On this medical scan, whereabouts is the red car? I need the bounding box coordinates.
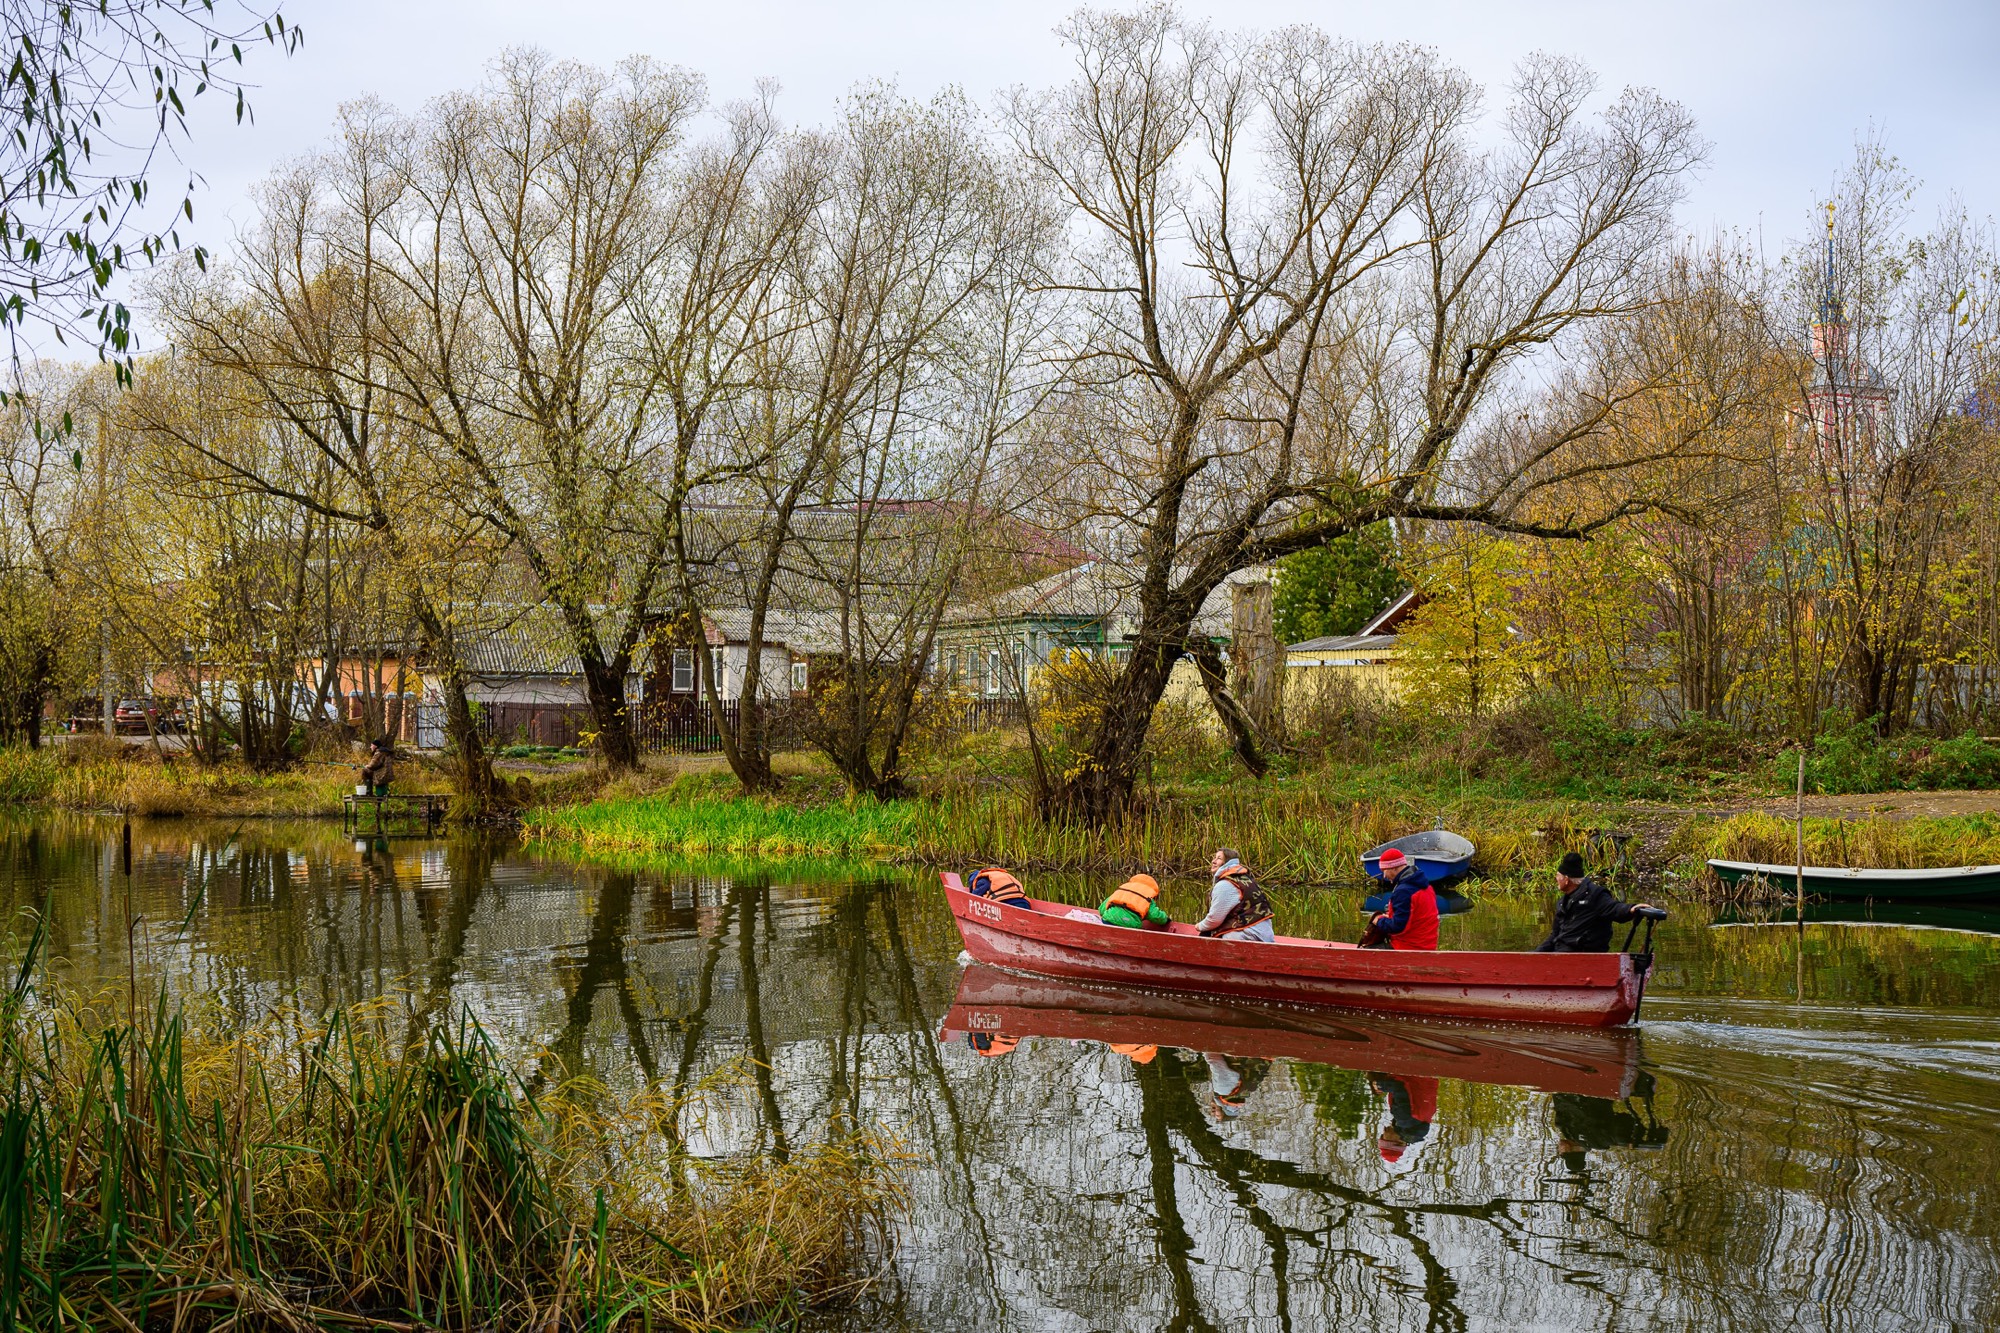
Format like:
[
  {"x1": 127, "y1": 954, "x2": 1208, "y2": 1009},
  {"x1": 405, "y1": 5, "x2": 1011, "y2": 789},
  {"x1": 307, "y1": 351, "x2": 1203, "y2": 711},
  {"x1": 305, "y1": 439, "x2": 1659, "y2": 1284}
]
[{"x1": 113, "y1": 699, "x2": 185, "y2": 735}]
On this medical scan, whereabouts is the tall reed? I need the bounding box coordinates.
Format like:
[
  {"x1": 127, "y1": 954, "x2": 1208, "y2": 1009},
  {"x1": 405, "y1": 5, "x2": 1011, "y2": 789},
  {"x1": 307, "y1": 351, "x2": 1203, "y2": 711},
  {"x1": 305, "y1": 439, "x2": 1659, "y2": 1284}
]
[{"x1": 0, "y1": 920, "x2": 900, "y2": 1331}]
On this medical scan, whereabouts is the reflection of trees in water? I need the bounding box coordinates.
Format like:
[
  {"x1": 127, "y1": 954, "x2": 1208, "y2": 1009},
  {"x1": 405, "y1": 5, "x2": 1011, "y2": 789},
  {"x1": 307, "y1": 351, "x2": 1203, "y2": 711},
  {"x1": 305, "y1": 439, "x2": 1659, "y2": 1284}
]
[
  {"x1": 8, "y1": 821, "x2": 2000, "y2": 1330},
  {"x1": 531, "y1": 870, "x2": 658, "y2": 1095}
]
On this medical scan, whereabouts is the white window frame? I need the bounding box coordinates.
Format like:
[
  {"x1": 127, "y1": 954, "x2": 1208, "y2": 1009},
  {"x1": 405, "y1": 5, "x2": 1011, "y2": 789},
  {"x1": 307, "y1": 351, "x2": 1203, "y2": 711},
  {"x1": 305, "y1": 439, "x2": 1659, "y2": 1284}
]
[
  {"x1": 711, "y1": 648, "x2": 727, "y2": 694},
  {"x1": 671, "y1": 649, "x2": 694, "y2": 693},
  {"x1": 791, "y1": 660, "x2": 809, "y2": 694},
  {"x1": 986, "y1": 650, "x2": 1003, "y2": 696}
]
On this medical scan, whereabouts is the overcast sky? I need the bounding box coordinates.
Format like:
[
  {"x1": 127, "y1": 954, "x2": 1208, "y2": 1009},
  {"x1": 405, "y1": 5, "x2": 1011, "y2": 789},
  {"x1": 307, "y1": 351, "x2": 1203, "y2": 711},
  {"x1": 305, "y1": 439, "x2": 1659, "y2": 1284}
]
[{"x1": 135, "y1": 0, "x2": 1999, "y2": 343}]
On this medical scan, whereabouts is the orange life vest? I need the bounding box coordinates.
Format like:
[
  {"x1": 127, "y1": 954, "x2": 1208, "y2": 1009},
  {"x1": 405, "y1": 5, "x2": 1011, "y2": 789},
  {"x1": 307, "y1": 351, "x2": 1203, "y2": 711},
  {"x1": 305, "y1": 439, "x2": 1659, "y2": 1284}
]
[
  {"x1": 972, "y1": 867, "x2": 1028, "y2": 908},
  {"x1": 970, "y1": 1033, "x2": 1018, "y2": 1058},
  {"x1": 1104, "y1": 886, "x2": 1155, "y2": 918},
  {"x1": 1102, "y1": 873, "x2": 1161, "y2": 921}
]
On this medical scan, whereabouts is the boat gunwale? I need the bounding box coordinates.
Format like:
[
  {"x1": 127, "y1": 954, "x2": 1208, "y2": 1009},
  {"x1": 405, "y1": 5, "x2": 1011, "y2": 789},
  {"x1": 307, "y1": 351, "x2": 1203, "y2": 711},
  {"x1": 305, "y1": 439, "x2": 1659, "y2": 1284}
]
[{"x1": 1707, "y1": 857, "x2": 2000, "y2": 883}]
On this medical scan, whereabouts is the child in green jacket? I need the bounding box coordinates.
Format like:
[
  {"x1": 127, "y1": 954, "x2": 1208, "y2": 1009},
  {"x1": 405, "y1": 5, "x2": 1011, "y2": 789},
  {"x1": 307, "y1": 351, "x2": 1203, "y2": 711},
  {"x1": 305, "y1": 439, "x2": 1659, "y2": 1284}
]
[{"x1": 1100, "y1": 873, "x2": 1172, "y2": 929}]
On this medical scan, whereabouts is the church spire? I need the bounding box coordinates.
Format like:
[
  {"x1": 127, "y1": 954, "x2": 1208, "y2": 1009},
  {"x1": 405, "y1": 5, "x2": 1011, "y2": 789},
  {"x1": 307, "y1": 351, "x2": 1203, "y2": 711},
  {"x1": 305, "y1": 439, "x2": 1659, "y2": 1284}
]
[{"x1": 1816, "y1": 202, "x2": 1843, "y2": 329}]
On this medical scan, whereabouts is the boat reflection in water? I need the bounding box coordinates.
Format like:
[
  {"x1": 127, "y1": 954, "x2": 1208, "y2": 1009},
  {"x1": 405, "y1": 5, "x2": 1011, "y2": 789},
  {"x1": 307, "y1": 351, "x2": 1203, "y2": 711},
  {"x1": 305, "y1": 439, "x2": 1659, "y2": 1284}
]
[
  {"x1": 943, "y1": 964, "x2": 1647, "y2": 1094},
  {"x1": 940, "y1": 963, "x2": 1663, "y2": 1168},
  {"x1": 1710, "y1": 899, "x2": 2000, "y2": 937}
]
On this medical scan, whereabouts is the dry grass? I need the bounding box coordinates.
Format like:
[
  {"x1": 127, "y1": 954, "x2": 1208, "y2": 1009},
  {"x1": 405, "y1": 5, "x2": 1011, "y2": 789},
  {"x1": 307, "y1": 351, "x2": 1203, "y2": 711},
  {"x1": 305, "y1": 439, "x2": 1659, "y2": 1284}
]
[
  {"x1": 0, "y1": 743, "x2": 452, "y2": 818},
  {"x1": 1668, "y1": 810, "x2": 2000, "y2": 878},
  {"x1": 0, "y1": 920, "x2": 902, "y2": 1331}
]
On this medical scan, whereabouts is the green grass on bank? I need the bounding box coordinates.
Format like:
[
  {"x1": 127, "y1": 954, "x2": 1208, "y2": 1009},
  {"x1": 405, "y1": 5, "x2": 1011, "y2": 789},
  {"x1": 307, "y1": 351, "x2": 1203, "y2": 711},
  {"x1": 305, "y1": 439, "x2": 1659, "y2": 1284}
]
[
  {"x1": 527, "y1": 792, "x2": 929, "y2": 859},
  {"x1": 523, "y1": 782, "x2": 1610, "y2": 887},
  {"x1": 526, "y1": 772, "x2": 2000, "y2": 899}
]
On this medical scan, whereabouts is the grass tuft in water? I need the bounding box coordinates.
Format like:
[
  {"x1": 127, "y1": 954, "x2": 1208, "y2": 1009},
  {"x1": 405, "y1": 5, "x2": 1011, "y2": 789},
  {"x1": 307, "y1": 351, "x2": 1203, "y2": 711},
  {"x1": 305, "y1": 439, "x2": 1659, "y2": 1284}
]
[{"x1": 0, "y1": 919, "x2": 901, "y2": 1331}]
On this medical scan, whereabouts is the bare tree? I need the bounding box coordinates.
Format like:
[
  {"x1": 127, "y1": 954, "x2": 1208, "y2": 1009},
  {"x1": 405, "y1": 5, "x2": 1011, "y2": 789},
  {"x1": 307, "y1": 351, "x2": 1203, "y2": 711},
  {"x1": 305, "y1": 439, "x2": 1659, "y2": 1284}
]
[
  {"x1": 1775, "y1": 138, "x2": 2000, "y2": 731},
  {"x1": 1008, "y1": 8, "x2": 1705, "y2": 820},
  {"x1": 640, "y1": 98, "x2": 824, "y2": 794},
  {"x1": 373, "y1": 51, "x2": 703, "y2": 770},
  {"x1": 145, "y1": 102, "x2": 508, "y2": 805},
  {"x1": 679, "y1": 86, "x2": 1052, "y2": 796},
  {"x1": 790, "y1": 88, "x2": 1058, "y2": 798}
]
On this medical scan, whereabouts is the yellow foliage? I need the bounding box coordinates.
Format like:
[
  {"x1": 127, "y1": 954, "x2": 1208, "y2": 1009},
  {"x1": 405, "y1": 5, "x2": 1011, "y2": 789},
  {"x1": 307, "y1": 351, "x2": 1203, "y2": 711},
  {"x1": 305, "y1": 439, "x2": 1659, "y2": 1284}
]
[{"x1": 1395, "y1": 532, "x2": 1530, "y2": 718}]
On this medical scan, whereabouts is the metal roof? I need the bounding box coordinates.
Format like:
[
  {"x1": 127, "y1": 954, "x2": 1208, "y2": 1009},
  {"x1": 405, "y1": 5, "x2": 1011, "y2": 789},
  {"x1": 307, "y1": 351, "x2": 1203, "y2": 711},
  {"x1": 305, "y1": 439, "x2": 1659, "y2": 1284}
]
[
  {"x1": 1287, "y1": 634, "x2": 1399, "y2": 653},
  {"x1": 944, "y1": 560, "x2": 1254, "y2": 640}
]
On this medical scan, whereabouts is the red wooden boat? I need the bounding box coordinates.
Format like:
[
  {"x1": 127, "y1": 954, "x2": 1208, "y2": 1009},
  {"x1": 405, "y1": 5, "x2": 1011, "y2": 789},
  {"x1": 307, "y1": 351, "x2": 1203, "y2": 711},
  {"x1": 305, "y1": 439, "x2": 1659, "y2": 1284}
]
[
  {"x1": 942, "y1": 964, "x2": 1643, "y2": 1098},
  {"x1": 942, "y1": 873, "x2": 1656, "y2": 1028}
]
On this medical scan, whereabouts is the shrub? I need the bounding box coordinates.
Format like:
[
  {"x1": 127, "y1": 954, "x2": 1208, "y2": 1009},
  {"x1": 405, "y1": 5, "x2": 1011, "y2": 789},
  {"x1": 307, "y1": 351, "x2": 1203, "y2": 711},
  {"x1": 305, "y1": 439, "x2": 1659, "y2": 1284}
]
[
  {"x1": 1798, "y1": 717, "x2": 1899, "y2": 795},
  {"x1": 1911, "y1": 732, "x2": 2000, "y2": 790},
  {"x1": 1286, "y1": 674, "x2": 1403, "y2": 766}
]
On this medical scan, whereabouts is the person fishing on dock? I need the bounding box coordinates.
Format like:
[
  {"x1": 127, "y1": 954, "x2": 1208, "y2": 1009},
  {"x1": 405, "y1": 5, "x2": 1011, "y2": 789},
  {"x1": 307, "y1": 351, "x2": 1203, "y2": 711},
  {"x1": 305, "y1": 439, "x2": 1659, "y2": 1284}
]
[
  {"x1": 1195, "y1": 849, "x2": 1276, "y2": 943},
  {"x1": 1535, "y1": 852, "x2": 1657, "y2": 953},
  {"x1": 1099, "y1": 873, "x2": 1173, "y2": 930},
  {"x1": 1358, "y1": 847, "x2": 1439, "y2": 951},
  {"x1": 358, "y1": 736, "x2": 394, "y2": 796}
]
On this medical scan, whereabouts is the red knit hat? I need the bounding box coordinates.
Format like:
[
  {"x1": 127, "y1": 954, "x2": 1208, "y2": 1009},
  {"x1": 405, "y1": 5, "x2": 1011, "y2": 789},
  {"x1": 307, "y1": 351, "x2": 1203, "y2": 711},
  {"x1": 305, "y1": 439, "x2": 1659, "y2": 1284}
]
[{"x1": 1377, "y1": 848, "x2": 1408, "y2": 872}]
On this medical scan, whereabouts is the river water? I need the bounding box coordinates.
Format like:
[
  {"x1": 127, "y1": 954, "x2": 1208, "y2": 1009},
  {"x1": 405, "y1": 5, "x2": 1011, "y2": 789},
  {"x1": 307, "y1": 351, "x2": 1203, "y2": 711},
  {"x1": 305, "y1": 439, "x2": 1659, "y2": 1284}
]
[{"x1": 2, "y1": 815, "x2": 1997, "y2": 1332}]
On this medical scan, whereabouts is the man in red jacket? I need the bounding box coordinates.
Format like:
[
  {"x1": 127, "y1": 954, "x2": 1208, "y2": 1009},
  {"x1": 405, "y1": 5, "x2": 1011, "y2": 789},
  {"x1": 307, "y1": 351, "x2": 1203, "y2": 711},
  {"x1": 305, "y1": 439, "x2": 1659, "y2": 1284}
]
[{"x1": 1361, "y1": 848, "x2": 1439, "y2": 950}]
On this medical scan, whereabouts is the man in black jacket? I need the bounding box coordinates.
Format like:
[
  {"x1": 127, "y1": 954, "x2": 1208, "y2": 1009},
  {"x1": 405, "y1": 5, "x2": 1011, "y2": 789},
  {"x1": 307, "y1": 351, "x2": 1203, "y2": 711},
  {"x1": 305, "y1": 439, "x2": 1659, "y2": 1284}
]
[{"x1": 1534, "y1": 851, "x2": 1656, "y2": 953}]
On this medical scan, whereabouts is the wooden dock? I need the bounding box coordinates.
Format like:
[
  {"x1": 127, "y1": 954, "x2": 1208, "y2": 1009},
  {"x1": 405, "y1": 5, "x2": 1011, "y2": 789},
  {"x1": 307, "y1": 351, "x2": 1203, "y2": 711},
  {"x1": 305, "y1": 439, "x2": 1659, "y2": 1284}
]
[{"x1": 342, "y1": 792, "x2": 448, "y2": 834}]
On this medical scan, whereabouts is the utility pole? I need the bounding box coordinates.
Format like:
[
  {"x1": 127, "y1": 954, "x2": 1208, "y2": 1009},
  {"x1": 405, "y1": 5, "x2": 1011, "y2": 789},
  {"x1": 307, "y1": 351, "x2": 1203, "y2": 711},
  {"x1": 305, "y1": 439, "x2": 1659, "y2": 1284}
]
[{"x1": 101, "y1": 619, "x2": 114, "y2": 737}]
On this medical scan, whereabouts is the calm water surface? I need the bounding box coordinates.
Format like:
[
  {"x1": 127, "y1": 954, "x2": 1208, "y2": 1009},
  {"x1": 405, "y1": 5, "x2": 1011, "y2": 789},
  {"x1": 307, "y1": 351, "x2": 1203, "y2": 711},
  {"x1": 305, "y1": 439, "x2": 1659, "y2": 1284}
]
[{"x1": 3, "y1": 815, "x2": 1997, "y2": 1332}]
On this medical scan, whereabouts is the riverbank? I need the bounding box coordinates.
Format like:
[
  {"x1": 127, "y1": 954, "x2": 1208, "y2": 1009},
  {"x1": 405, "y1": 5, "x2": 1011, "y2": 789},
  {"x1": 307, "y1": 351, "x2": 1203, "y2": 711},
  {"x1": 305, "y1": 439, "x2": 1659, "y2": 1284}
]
[
  {"x1": 11, "y1": 737, "x2": 2000, "y2": 892},
  {"x1": 0, "y1": 935, "x2": 901, "y2": 1331},
  {"x1": 0, "y1": 739, "x2": 454, "y2": 817},
  {"x1": 521, "y1": 777, "x2": 2000, "y2": 894}
]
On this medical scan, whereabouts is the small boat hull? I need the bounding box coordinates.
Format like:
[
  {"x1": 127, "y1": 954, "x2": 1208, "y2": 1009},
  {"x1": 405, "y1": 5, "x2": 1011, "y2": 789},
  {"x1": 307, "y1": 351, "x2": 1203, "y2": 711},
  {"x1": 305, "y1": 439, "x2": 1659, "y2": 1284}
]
[
  {"x1": 1363, "y1": 830, "x2": 1476, "y2": 885},
  {"x1": 1707, "y1": 858, "x2": 2000, "y2": 904},
  {"x1": 945, "y1": 876, "x2": 1647, "y2": 1028},
  {"x1": 942, "y1": 965, "x2": 1644, "y2": 1098}
]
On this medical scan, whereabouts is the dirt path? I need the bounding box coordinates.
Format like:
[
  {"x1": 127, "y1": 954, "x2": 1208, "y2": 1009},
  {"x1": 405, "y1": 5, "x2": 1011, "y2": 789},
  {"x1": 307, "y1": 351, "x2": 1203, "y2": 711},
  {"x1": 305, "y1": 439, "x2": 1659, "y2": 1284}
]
[{"x1": 1740, "y1": 789, "x2": 2000, "y2": 819}]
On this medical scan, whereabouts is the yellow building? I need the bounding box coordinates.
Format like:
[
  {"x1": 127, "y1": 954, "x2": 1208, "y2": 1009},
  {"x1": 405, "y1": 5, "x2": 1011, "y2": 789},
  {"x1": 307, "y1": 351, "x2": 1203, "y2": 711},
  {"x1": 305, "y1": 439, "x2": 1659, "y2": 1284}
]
[
  {"x1": 1282, "y1": 590, "x2": 1417, "y2": 705},
  {"x1": 1284, "y1": 633, "x2": 1402, "y2": 703}
]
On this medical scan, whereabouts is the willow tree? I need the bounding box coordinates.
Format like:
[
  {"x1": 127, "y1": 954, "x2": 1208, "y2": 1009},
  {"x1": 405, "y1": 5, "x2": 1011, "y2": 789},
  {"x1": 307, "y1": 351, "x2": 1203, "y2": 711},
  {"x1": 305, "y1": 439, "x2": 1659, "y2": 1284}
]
[
  {"x1": 0, "y1": 366, "x2": 103, "y2": 743},
  {"x1": 1008, "y1": 7, "x2": 1707, "y2": 820},
  {"x1": 374, "y1": 51, "x2": 705, "y2": 770},
  {"x1": 147, "y1": 100, "x2": 506, "y2": 807},
  {"x1": 0, "y1": 1, "x2": 299, "y2": 362},
  {"x1": 763, "y1": 87, "x2": 1059, "y2": 799}
]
